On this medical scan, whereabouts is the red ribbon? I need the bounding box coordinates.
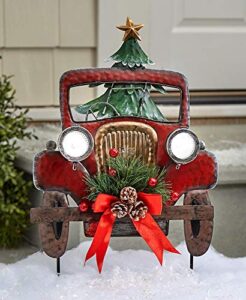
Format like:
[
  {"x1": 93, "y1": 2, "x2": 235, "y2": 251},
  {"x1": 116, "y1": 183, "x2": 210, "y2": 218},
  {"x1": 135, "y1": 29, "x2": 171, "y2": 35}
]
[{"x1": 85, "y1": 193, "x2": 180, "y2": 272}]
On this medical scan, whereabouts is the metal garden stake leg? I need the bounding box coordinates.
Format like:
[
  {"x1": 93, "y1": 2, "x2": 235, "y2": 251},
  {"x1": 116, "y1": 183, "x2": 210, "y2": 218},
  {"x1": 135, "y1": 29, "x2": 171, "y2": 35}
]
[
  {"x1": 57, "y1": 257, "x2": 61, "y2": 276},
  {"x1": 190, "y1": 254, "x2": 194, "y2": 270}
]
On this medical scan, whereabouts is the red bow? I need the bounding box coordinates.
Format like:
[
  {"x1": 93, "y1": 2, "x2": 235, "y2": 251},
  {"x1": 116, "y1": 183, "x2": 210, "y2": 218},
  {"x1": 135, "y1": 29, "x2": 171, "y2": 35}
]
[{"x1": 85, "y1": 192, "x2": 179, "y2": 272}]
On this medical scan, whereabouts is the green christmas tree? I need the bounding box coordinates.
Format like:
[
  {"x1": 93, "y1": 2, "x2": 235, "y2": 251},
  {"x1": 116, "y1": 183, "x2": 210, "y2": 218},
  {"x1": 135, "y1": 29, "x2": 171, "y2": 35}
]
[{"x1": 76, "y1": 17, "x2": 165, "y2": 121}]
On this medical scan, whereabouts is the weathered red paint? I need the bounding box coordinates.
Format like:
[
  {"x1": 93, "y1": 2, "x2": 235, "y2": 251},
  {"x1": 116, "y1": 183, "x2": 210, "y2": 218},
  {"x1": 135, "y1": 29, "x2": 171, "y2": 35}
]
[
  {"x1": 34, "y1": 151, "x2": 87, "y2": 202},
  {"x1": 34, "y1": 147, "x2": 217, "y2": 206},
  {"x1": 165, "y1": 151, "x2": 217, "y2": 206}
]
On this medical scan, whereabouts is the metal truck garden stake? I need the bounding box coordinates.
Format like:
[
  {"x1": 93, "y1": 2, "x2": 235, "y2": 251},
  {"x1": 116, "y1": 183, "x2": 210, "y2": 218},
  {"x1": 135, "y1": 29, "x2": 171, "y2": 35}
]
[{"x1": 30, "y1": 18, "x2": 217, "y2": 274}]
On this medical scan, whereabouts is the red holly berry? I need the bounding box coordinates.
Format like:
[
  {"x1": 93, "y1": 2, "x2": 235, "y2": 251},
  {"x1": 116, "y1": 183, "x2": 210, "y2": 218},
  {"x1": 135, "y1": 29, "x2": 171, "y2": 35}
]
[
  {"x1": 108, "y1": 168, "x2": 117, "y2": 177},
  {"x1": 148, "y1": 177, "x2": 157, "y2": 187},
  {"x1": 79, "y1": 200, "x2": 89, "y2": 212},
  {"x1": 171, "y1": 192, "x2": 179, "y2": 202},
  {"x1": 109, "y1": 148, "x2": 119, "y2": 158}
]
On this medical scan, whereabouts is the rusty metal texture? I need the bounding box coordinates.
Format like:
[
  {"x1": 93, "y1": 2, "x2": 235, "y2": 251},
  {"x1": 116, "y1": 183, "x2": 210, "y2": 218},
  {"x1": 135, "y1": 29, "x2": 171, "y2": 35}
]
[
  {"x1": 84, "y1": 219, "x2": 169, "y2": 237},
  {"x1": 38, "y1": 191, "x2": 69, "y2": 258},
  {"x1": 183, "y1": 190, "x2": 213, "y2": 256},
  {"x1": 95, "y1": 121, "x2": 158, "y2": 172},
  {"x1": 30, "y1": 205, "x2": 214, "y2": 224}
]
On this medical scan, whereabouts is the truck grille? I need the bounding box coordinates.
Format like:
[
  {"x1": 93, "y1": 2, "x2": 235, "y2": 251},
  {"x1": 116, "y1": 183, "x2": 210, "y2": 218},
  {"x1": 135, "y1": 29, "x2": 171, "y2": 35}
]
[{"x1": 95, "y1": 122, "x2": 157, "y2": 172}]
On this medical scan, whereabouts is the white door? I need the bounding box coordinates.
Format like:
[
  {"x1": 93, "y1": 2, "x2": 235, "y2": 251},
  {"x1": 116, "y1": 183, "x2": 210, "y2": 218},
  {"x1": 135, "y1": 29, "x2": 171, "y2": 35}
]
[{"x1": 98, "y1": 0, "x2": 246, "y2": 90}]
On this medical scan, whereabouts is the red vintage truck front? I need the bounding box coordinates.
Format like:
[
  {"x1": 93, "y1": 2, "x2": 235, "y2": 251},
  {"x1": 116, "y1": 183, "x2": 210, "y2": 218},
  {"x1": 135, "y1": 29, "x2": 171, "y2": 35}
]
[{"x1": 31, "y1": 69, "x2": 217, "y2": 264}]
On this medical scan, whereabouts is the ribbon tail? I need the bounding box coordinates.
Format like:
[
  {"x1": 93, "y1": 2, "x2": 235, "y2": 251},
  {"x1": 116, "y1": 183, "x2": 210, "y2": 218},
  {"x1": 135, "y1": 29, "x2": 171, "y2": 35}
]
[
  {"x1": 133, "y1": 213, "x2": 180, "y2": 265},
  {"x1": 85, "y1": 209, "x2": 115, "y2": 272},
  {"x1": 96, "y1": 224, "x2": 114, "y2": 273}
]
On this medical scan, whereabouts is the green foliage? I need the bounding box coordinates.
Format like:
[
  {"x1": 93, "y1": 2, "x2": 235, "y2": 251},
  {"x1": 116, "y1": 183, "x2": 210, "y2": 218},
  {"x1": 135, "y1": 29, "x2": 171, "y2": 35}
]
[
  {"x1": 0, "y1": 74, "x2": 35, "y2": 248},
  {"x1": 110, "y1": 37, "x2": 153, "y2": 68},
  {"x1": 85, "y1": 156, "x2": 170, "y2": 203},
  {"x1": 75, "y1": 33, "x2": 166, "y2": 122},
  {"x1": 75, "y1": 83, "x2": 166, "y2": 121}
]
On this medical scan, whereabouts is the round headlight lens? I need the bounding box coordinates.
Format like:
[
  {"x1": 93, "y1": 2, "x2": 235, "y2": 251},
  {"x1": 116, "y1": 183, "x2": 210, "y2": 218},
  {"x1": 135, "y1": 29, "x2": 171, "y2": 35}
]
[
  {"x1": 58, "y1": 126, "x2": 93, "y2": 162},
  {"x1": 167, "y1": 129, "x2": 199, "y2": 164}
]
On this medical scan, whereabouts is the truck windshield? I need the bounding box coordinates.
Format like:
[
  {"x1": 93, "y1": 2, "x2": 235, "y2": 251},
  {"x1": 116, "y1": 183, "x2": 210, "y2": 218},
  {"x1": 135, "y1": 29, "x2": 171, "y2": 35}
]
[{"x1": 70, "y1": 83, "x2": 181, "y2": 123}]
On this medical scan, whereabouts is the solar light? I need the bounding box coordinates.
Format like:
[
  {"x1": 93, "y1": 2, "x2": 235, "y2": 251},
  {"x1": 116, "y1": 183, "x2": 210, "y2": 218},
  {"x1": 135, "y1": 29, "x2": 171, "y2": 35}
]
[
  {"x1": 166, "y1": 129, "x2": 199, "y2": 164},
  {"x1": 58, "y1": 126, "x2": 94, "y2": 162}
]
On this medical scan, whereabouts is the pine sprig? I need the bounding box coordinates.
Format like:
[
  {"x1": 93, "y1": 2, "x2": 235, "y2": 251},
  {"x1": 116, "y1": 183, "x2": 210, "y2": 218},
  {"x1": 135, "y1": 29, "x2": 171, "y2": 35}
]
[{"x1": 85, "y1": 156, "x2": 170, "y2": 203}]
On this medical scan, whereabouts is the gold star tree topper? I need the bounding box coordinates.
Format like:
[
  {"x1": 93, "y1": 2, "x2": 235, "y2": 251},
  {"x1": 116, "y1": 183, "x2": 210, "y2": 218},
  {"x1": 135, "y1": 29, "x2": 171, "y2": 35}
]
[{"x1": 117, "y1": 17, "x2": 144, "y2": 41}]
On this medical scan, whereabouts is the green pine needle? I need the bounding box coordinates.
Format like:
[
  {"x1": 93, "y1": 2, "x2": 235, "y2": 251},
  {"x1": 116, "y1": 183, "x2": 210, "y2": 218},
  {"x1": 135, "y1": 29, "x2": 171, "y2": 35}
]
[
  {"x1": 110, "y1": 38, "x2": 154, "y2": 67},
  {"x1": 85, "y1": 156, "x2": 170, "y2": 203}
]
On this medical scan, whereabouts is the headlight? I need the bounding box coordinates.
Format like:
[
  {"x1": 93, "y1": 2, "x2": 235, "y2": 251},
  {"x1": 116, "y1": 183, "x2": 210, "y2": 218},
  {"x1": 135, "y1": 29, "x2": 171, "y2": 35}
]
[
  {"x1": 166, "y1": 129, "x2": 199, "y2": 164},
  {"x1": 58, "y1": 126, "x2": 94, "y2": 162}
]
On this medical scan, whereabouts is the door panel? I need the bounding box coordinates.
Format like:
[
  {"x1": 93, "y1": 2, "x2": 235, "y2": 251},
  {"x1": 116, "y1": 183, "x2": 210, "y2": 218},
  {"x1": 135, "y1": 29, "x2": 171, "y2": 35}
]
[
  {"x1": 98, "y1": 0, "x2": 246, "y2": 89},
  {"x1": 152, "y1": 0, "x2": 246, "y2": 89}
]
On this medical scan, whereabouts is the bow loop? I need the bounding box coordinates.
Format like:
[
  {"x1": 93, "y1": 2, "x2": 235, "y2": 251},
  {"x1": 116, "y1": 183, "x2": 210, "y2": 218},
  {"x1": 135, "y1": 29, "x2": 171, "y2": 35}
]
[{"x1": 85, "y1": 192, "x2": 179, "y2": 272}]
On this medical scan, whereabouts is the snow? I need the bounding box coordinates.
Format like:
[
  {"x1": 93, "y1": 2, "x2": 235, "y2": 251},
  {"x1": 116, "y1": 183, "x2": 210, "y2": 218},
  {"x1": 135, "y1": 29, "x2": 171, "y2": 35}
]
[
  {"x1": 17, "y1": 124, "x2": 60, "y2": 156},
  {"x1": 0, "y1": 242, "x2": 245, "y2": 300},
  {"x1": 213, "y1": 144, "x2": 246, "y2": 167}
]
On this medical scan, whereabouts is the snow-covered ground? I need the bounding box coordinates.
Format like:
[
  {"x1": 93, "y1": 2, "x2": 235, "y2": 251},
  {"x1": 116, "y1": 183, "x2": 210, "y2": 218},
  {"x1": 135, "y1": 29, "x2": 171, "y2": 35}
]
[
  {"x1": 0, "y1": 242, "x2": 245, "y2": 300},
  {"x1": 213, "y1": 144, "x2": 246, "y2": 167}
]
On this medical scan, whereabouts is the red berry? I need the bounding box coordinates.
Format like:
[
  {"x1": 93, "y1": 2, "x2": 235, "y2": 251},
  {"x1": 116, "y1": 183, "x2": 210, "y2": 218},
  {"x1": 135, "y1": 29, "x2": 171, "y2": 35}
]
[
  {"x1": 148, "y1": 177, "x2": 157, "y2": 187},
  {"x1": 108, "y1": 168, "x2": 117, "y2": 176},
  {"x1": 171, "y1": 192, "x2": 179, "y2": 201},
  {"x1": 109, "y1": 148, "x2": 119, "y2": 158},
  {"x1": 79, "y1": 200, "x2": 89, "y2": 212}
]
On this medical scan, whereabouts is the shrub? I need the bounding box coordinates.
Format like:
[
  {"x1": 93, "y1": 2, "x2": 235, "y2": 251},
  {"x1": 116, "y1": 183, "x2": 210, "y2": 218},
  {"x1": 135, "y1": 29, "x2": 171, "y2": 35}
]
[{"x1": 0, "y1": 74, "x2": 36, "y2": 247}]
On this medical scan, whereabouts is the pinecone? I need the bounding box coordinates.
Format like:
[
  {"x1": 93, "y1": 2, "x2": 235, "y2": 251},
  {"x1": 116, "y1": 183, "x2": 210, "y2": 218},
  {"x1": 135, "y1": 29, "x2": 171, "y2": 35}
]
[
  {"x1": 111, "y1": 201, "x2": 128, "y2": 218},
  {"x1": 129, "y1": 201, "x2": 148, "y2": 221},
  {"x1": 120, "y1": 186, "x2": 137, "y2": 205}
]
